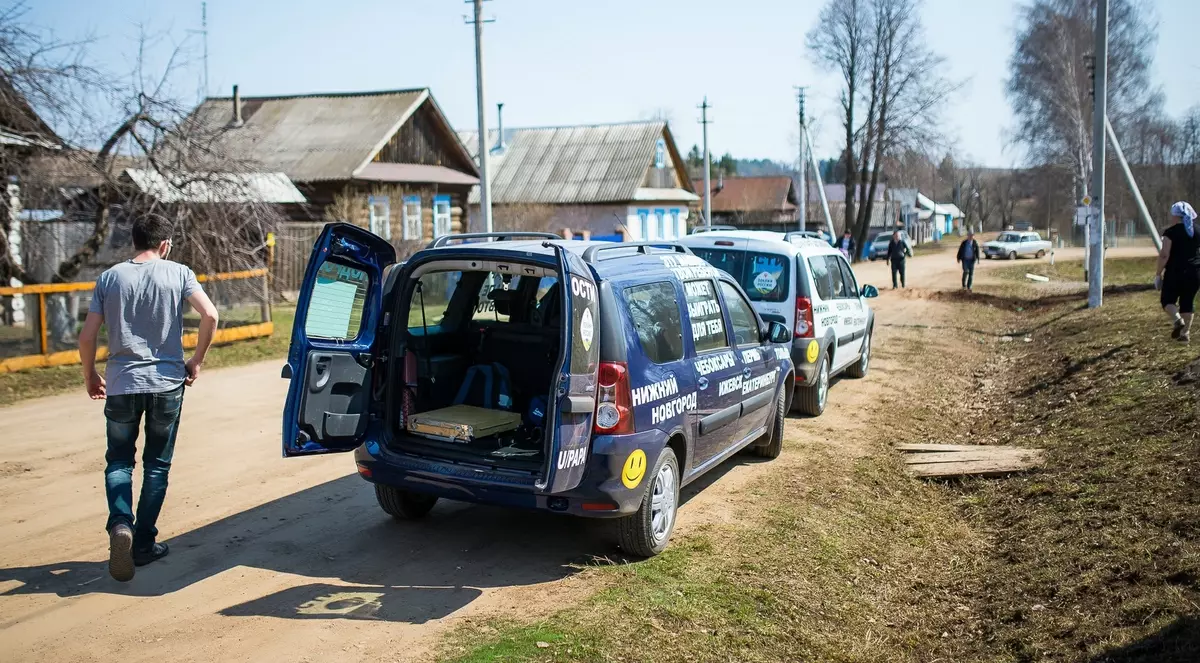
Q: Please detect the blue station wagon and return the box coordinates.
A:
[281,225,794,556]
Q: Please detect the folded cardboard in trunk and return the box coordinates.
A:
[407,404,522,443]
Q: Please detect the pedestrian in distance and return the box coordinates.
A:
[1154,201,1200,343]
[887,230,912,288]
[835,230,856,262]
[78,214,220,582]
[957,231,981,291]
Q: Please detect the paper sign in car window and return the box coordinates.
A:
[305,262,367,339]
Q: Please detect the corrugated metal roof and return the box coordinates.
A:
[187,89,428,182]
[121,168,306,204]
[458,121,680,205]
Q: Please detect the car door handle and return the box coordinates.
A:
[742,368,752,379]
[697,376,709,391]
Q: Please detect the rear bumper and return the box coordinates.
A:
[353,429,667,518]
[790,338,823,384]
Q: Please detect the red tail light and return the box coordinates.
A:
[794,296,815,338]
[594,362,633,435]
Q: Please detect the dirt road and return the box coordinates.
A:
[0,247,1151,662]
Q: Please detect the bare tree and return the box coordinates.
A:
[808,0,868,243]
[1007,0,1160,200]
[2,11,286,285]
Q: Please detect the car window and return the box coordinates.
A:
[684,279,728,353]
[719,281,760,346]
[825,256,849,298]
[306,261,369,340]
[807,256,834,300]
[689,248,790,303]
[836,257,859,297]
[408,270,458,332]
[624,282,684,364]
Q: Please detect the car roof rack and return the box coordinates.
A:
[690,225,739,234]
[427,231,560,249]
[580,241,694,264]
[782,231,828,242]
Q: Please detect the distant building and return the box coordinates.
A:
[458,120,698,240]
[692,175,798,229]
[188,88,480,247]
[916,192,964,240]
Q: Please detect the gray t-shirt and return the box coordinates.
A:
[88,259,202,395]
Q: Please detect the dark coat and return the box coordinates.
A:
[887,238,911,263]
[957,239,981,262]
[834,235,856,256]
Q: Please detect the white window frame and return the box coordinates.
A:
[368,195,390,240]
[637,209,650,240]
[402,195,422,241]
[654,209,666,240]
[670,209,681,239]
[433,195,452,238]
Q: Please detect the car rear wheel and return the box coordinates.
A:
[793,355,829,417]
[375,485,438,520]
[751,387,787,459]
[847,329,871,379]
[616,448,680,557]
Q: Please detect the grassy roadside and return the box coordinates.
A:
[0,308,294,408]
[440,306,998,662]
[440,257,1199,662]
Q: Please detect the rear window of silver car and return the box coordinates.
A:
[689,248,790,303]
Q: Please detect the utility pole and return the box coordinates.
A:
[1088,0,1108,308]
[795,87,807,232]
[699,97,712,230]
[466,0,495,233]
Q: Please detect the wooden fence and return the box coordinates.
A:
[0,268,273,374]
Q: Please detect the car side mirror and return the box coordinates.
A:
[861,285,879,299]
[768,321,790,344]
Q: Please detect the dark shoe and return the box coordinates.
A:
[1180,332,1191,344]
[1172,320,1185,339]
[108,524,135,582]
[133,542,170,567]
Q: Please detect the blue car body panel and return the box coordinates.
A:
[281,232,793,517]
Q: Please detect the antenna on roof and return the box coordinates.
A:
[187,2,209,100]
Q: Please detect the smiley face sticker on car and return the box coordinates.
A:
[622,449,647,489]
[805,339,819,364]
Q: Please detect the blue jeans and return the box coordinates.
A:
[104,384,185,551]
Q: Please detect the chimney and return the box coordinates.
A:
[230,85,244,127]
[490,102,506,155]
[716,172,724,193]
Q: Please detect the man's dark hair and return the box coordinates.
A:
[843,230,851,235]
[131,214,173,251]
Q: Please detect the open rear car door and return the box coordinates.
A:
[542,246,600,492]
[282,223,396,457]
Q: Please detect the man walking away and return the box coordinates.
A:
[78,214,219,582]
[836,230,856,262]
[958,231,981,291]
[1155,202,1200,343]
[887,231,912,288]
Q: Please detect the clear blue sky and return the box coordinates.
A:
[23,0,1200,168]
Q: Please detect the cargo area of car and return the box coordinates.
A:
[387,259,565,473]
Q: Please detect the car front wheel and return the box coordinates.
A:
[751,387,787,459]
[1009,251,1018,260]
[616,448,680,557]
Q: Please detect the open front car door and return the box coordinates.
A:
[282,223,396,456]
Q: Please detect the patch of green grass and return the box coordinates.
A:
[993,256,1157,286]
[0,308,294,408]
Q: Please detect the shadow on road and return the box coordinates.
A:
[0,451,763,623]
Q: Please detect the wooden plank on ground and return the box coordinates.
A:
[902,450,1043,466]
[908,457,1041,478]
[894,443,994,453]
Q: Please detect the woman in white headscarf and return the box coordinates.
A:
[1154,201,1200,342]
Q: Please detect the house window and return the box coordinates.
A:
[655,209,666,240]
[402,195,422,241]
[670,209,681,238]
[654,138,666,169]
[433,195,452,238]
[368,196,390,240]
[637,209,650,240]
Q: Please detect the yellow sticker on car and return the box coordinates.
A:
[805,340,819,364]
[622,449,647,489]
